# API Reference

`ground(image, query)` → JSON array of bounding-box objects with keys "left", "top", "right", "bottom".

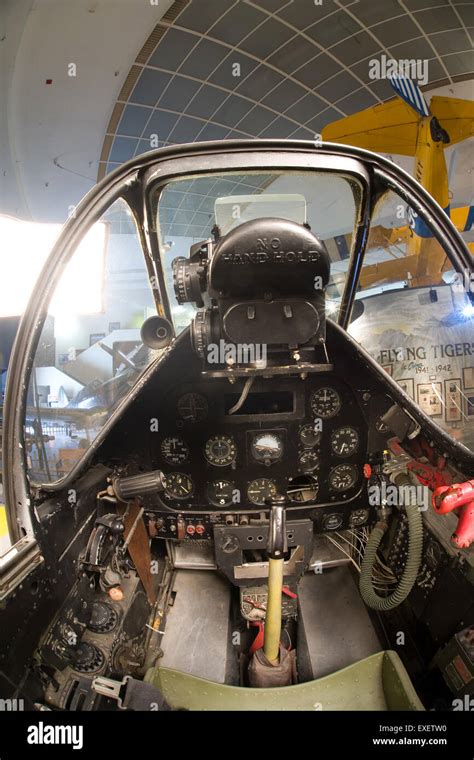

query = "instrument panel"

[{"left": 148, "top": 376, "right": 372, "bottom": 522}]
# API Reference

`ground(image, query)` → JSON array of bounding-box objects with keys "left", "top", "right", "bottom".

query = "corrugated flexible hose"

[{"left": 359, "top": 476, "right": 424, "bottom": 611}]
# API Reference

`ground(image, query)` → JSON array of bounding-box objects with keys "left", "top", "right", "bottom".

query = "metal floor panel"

[
  {"left": 298, "top": 566, "right": 382, "bottom": 679},
  {"left": 160, "top": 570, "right": 231, "bottom": 683}
]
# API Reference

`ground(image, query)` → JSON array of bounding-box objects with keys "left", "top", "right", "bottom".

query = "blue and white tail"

[{"left": 388, "top": 74, "right": 430, "bottom": 118}]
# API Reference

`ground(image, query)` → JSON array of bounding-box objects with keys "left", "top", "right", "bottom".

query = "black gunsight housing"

[{"left": 172, "top": 217, "right": 330, "bottom": 369}]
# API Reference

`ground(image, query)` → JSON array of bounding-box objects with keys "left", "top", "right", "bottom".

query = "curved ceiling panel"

[{"left": 98, "top": 0, "right": 473, "bottom": 179}]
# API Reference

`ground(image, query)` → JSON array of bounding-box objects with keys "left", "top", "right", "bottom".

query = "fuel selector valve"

[{"left": 432, "top": 480, "right": 474, "bottom": 549}]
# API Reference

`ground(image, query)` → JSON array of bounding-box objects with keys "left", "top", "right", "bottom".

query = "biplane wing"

[{"left": 322, "top": 81, "right": 474, "bottom": 285}]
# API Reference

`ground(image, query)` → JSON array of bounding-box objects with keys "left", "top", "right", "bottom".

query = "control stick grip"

[
  {"left": 266, "top": 494, "right": 288, "bottom": 559},
  {"left": 111, "top": 470, "right": 166, "bottom": 502}
]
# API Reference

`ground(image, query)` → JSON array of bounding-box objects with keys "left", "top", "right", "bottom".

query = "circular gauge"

[
  {"left": 349, "top": 509, "right": 369, "bottom": 527},
  {"left": 205, "top": 435, "right": 237, "bottom": 467},
  {"left": 299, "top": 424, "right": 321, "bottom": 447},
  {"left": 164, "top": 472, "right": 194, "bottom": 500},
  {"left": 207, "top": 479, "right": 235, "bottom": 507},
  {"left": 331, "top": 426, "right": 359, "bottom": 457},
  {"left": 329, "top": 464, "right": 358, "bottom": 492},
  {"left": 298, "top": 449, "right": 320, "bottom": 471},
  {"left": 287, "top": 474, "right": 319, "bottom": 504},
  {"left": 323, "top": 513, "right": 343, "bottom": 531},
  {"left": 247, "top": 478, "right": 277, "bottom": 506},
  {"left": 160, "top": 436, "right": 189, "bottom": 465},
  {"left": 310, "top": 387, "right": 341, "bottom": 419},
  {"left": 251, "top": 433, "right": 283, "bottom": 464},
  {"left": 177, "top": 393, "right": 208, "bottom": 423}
]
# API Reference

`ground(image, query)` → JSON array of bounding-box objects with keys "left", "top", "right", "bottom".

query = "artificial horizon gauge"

[
  {"left": 329, "top": 463, "right": 358, "bottom": 492},
  {"left": 164, "top": 472, "right": 194, "bottom": 499},
  {"left": 299, "top": 424, "right": 321, "bottom": 447},
  {"left": 207, "top": 479, "right": 235, "bottom": 507},
  {"left": 177, "top": 392, "right": 208, "bottom": 423},
  {"left": 205, "top": 435, "right": 237, "bottom": 466},
  {"left": 247, "top": 478, "right": 277, "bottom": 506},
  {"left": 160, "top": 436, "right": 189, "bottom": 465},
  {"left": 310, "top": 387, "right": 342, "bottom": 419},
  {"left": 251, "top": 432, "right": 283, "bottom": 464},
  {"left": 331, "top": 426, "right": 359, "bottom": 456},
  {"left": 298, "top": 449, "right": 320, "bottom": 471}
]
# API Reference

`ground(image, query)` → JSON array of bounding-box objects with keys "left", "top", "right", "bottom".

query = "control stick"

[
  {"left": 263, "top": 494, "right": 288, "bottom": 663},
  {"left": 248, "top": 494, "right": 295, "bottom": 687}
]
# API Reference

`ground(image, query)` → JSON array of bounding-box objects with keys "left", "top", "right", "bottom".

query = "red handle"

[{"left": 432, "top": 480, "right": 474, "bottom": 549}]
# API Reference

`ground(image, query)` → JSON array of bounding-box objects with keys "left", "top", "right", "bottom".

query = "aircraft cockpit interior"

[{"left": 1, "top": 139, "right": 473, "bottom": 726}]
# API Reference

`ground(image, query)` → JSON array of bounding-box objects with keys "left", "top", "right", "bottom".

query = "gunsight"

[{"left": 172, "top": 217, "right": 330, "bottom": 373}]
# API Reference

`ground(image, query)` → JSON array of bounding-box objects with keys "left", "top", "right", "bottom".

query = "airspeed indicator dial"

[{"left": 160, "top": 437, "right": 189, "bottom": 465}]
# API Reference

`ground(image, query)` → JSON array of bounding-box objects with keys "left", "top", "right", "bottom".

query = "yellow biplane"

[{"left": 322, "top": 76, "right": 474, "bottom": 288}]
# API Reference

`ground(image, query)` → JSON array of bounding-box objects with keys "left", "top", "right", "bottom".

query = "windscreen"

[{"left": 156, "top": 170, "right": 360, "bottom": 334}]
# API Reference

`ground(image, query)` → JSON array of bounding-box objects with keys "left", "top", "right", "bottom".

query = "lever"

[
  {"left": 263, "top": 494, "right": 288, "bottom": 664},
  {"left": 109, "top": 470, "right": 166, "bottom": 502},
  {"left": 432, "top": 480, "right": 474, "bottom": 549}
]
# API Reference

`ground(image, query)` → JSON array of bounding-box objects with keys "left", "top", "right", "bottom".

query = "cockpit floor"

[
  {"left": 159, "top": 569, "right": 232, "bottom": 684},
  {"left": 157, "top": 565, "right": 382, "bottom": 685},
  {"left": 297, "top": 566, "right": 382, "bottom": 679}
]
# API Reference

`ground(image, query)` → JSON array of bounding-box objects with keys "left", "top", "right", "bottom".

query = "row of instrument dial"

[
  {"left": 160, "top": 425, "right": 359, "bottom": 469},
  {"left": 162, "top": 469, "right": 359, "bottom": 506}
]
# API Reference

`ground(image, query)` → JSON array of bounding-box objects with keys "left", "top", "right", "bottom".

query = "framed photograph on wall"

[
  {"left": 417, "top": 382, "right": 442, "bottom": 417},
  {"left": 444, "top": 379, "right": 462, "bottom": 423},
  {"left": 462, "top": 367, "right": 474, "bottom": 390},
  {"left": 397, "top": 377, "right": 414, "bottom": 399},
  {"left": 467, "top": 395, "right": 474, "bottom": 418}
]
